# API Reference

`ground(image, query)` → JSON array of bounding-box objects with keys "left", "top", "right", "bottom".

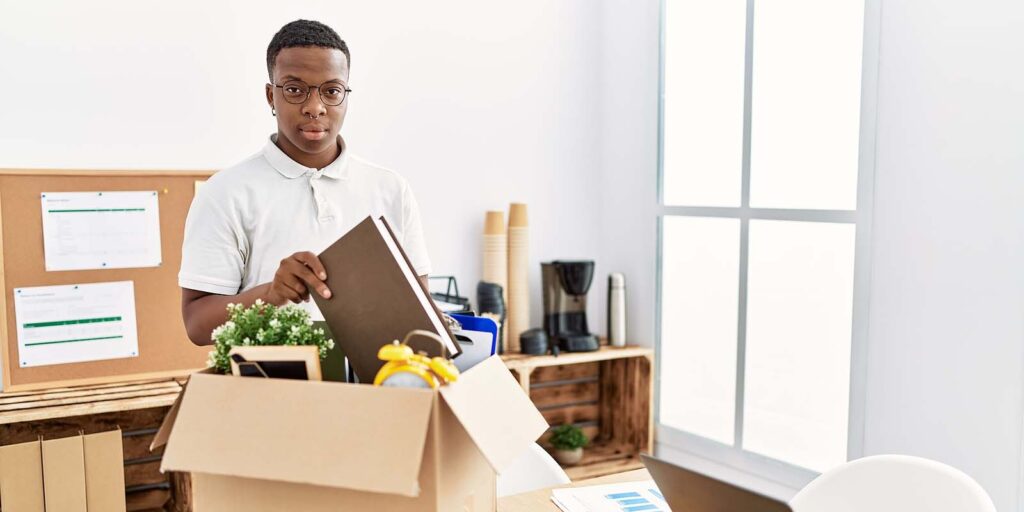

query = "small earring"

[{"left": 271, "top": 108, "right": 276, "bottom": 117}]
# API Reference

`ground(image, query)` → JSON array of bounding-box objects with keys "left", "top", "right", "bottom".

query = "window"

[{"left": 657, "top": 0, "right": 876, "bottom": 485}]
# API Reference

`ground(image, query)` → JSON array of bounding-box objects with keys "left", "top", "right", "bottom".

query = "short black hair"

[{"left": 266, "top": 19, "right": 350, "bottom": 80}]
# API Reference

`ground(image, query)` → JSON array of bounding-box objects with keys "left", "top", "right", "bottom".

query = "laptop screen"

[{"left": 641, "top": 454, "right": 792, "bottom": 512}]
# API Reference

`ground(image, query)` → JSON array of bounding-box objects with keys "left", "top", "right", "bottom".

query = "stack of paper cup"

[
  {"left": 482, "top": 211, "right": 508, "bottom": 347},
  {"left": 506, "top": 203, "right": 529, "bottom": 353}
]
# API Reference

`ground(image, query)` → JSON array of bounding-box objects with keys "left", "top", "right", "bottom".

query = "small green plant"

[
  {"left": 208, "top": 299, "right": 335, "bottom": 373},
  {"left": 549, "top": 424, "right": 589, "bottom": 451}
]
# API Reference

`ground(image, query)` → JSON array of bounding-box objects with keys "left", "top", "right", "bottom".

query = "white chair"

[
  {"left": 791, "top": 455, "right": 996, "bottom": 512},
  {"left": 497, "top": 443, "right": 571, "bottom": 497}
]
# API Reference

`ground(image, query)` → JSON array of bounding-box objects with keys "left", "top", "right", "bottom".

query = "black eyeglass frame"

[{"left": 270, "top": 80, "right": 353, "bottom": 107}]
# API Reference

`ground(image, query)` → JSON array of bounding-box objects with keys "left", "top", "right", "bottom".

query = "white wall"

[
  {"left": 598, "top": 1, "right": 662, "bottom": 350},
  {"left": 863, "top": 1, "right": 1024, "bottom": 510},
  {"left": 0, "top": 0, "right": 607, "bottom": 334},
  {"left": 601, "top": 0, "right": 1024, "bottom": 510}
]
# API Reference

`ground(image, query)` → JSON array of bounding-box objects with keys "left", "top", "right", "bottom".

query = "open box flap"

[
  {"left": 439, "top": 356, "right": 548, "bottom": 472},
  {"left": 151, "top": 369, "right": 215, "bottom": 452},
  {"left": 159, "top": 373, "right": 434, "bottom": 497}
]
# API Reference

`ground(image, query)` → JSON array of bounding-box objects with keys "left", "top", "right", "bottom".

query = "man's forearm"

[{"left": 183, "top": 284, "right": 272, "bottom": 346}]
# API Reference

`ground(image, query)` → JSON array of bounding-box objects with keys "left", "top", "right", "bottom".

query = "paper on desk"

[
  {"left": 14, "top": 281, "right": 140, "bottom": 367},
  {"left": 551, "top": 480, "right": 670, "bottom": 512},
  {"left": 41, "top": 191, "right": 162, "bottom": 271}
]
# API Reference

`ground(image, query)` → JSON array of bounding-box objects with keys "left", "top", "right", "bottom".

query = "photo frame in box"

[{"left": 228, "top": 345, "right": 322, "bottom": 381}]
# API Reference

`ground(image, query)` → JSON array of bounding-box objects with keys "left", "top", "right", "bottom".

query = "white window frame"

[{"left": 654, "top": 0, "right": 882, "bottom": 493}]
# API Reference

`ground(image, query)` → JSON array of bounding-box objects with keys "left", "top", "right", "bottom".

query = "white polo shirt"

[{"left": 179, "top": 135, "right": 431, "bottom": 320}]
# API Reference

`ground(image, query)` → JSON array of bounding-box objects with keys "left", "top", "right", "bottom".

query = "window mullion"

[{"left": 734, "top": 0, "right": 756, "bottom": 450}]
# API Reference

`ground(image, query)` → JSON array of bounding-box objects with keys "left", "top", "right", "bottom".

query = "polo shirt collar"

[{"left": 263, "top": 134, "right": 350, "bottom": 180}]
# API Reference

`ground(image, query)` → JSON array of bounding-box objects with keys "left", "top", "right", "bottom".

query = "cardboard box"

[
  {"left": 0, "top": 430, "right": 126, "bottom": 512},
  {"left": 153, "top": 356, "right": 548, "bottom": 511}
]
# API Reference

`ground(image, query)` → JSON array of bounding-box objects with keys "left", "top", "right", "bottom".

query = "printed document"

[
  {"left": 41, "top": 191, "right": 162, "bottom": 271},
  {"left": 14, "top": 281, "right": 140, "bottom": 367},
  {"left": 551, "top": 480, "right": 670, "bottom": 512}
]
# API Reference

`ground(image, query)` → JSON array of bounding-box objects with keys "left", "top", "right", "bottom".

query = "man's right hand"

[{"left": 265, "top": 251, "right": 332, "bottom": 305}]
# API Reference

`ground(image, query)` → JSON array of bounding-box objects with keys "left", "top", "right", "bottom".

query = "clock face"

[{"left": 380, "top": 372, "right": 433, "bottom": 389}]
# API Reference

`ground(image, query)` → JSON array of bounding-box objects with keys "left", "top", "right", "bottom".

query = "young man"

[{"left": 179, "top": 20, "right": 431, "bottom": 345}]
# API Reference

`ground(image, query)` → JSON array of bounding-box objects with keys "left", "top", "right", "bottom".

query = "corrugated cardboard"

[
  {"left": 0, "top": 430, "right": 126, "bottom": 512},
  {"left": 83, "top": 430, "right": 127, "bottom": 512},
  {"left": 0, "top": 439, "right": 45, "bottom": 512},
  {"left": 439, "top": 356, "right": 547, "bottom": 472},
  {"left": 156, "top": 355, "right": 547, "bottom": 511},
  {"left": 160, "top": 373, "right": 433, "bottom": 495},
  {"left": 42, "top": 435, "right": 87, "bottom": 512}
]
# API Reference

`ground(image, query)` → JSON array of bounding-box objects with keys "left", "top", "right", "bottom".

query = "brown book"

[{"left": 312, "top": 216, "right": 460, "bottom": 383}]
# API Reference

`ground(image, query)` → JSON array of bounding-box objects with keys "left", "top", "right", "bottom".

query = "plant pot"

[{"left": 553, "top": 447, "right": 584, "bottom": 466}]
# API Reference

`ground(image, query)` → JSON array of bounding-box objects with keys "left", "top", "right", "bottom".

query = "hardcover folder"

[{"left": 312, "top": 216, "right": 460, "bottom": 383}]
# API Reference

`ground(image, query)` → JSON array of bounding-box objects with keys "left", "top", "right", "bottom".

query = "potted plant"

[
  {"left": 549, "top": 424, "right": 589, "bottom": 466},
  {"left": 208, "top": 299, "right": 334, "bottom": 374}
]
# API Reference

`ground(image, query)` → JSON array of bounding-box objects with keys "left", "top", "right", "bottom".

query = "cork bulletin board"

[{"left": 0, "top": 170, "right": 214, "bottom": 391}]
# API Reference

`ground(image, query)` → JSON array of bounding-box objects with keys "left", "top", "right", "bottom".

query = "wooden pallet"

[
  {"left": 502, "top": 346, "right": 654, "bottom": 481},
  {"left": 0, "top": 377, "right": 188, "bottom": 511}
]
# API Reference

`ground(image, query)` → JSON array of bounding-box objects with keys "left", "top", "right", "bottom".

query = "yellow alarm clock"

[{"left": 374, "top": 329, "right": 459, "bottom": 389}]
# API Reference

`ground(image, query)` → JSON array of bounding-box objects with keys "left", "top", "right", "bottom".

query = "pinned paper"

[
  {"left": 41, "top": 191, "right": 162, "bottom": 271},
  {"left": 14, "top": 281, "right": 140, "bottom": 368}
]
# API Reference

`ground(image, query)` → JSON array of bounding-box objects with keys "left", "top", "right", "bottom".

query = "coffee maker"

[{"left": 541, "top": 261, "right": 600, "bottom": 352}]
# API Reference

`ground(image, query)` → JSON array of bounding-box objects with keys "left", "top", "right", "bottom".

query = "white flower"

[
  {"left": 255, "top": 298, "right": 264, "bottom": 306},
  {"left": 269, "top": 319, "right": 280, "bottom": 328},
  {"left": 224, "top": 321, "right": 235, "bottom": 329}
]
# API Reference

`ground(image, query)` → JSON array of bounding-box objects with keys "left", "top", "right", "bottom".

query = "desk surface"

[{"left": 498, "top": 468, "right": 651, "bottom": 511}]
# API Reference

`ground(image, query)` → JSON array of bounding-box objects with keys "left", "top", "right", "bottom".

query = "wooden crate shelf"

[
  {"left": 503, "top": 345, "right": 654, "bottom": 481},
  {"left": 0, "top": 376, "right": 189, "bottom": 511},
  {"left": 564, "top": 441, "right": 646, "bottom": 481}
]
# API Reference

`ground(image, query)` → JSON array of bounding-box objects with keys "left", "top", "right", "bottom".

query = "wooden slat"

[
  {"left": 540, "top": 403, "right": 600, "bottom": 427},
  {"left": 0, "top": 379, "right": 138, "bottom": 399},
  {"left": 564, "top": 455, "right": 645, "bottom": 481},
  {"left": 529, "top": 380, "right": 599, "bottom": 409},
  {"left": 509, "top": 368, "right": 531, "bottom": 392},
  {"left": 502, "top": 346, "right": 653, "bottom": 371},
  {"left": 123, "top": 433, "right": 163, "bottom": 461},
  {"left": 0, "top": 394, "right": 179, "bottom": 425},
  {"left": 0, "top": 377, "right": 181, "bottom": 424},
  {"left": 125, "top": 460, "right": 167, "bottom": 487},
  {"left": 125, "top": 488, "right": 171, "bottom": 512},
  {"left": 0, "top": 378, "right": 181, "bottom": 400},
  {"left": 0, "top": 381, "right": 181, "bottom": 406},
  {"left": 530, "top": 362, "right": 599, "bottom": 384},
  {"left": 168, "top": 471, "right": 192, "bottom": 512},
  {"left": 0, "top": 386, "right": 181, "bottom": 412},
  {"left": 597, "top": 357, "right": 652, "bottom": 449},
  {"left": 0, "top": 407, "right": 170, "bottom": 444}
]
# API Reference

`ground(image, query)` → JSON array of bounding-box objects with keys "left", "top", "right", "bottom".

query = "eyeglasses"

[{"left": 271, "top": 80, "right": 352, "bottom": 107}]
